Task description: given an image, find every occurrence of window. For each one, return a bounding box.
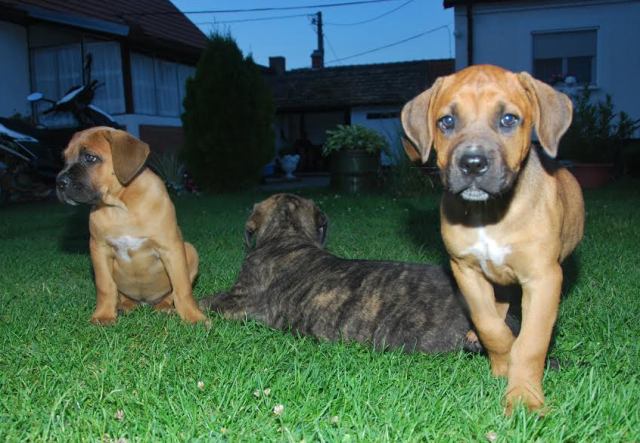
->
[366,112,399,120]
[533,30,597,86]
[85,41,126,115]
[131,53,195,117]
[30,40,125,127]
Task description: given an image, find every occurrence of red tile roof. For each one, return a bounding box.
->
[1,0,207,60]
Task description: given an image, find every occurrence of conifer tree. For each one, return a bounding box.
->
[182,33,275,191]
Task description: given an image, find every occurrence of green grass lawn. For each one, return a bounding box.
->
[1,180,639,442]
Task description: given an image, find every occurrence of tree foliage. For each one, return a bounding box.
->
[182,33,275,191]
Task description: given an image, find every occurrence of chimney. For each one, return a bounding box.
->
[311,49,324,69]
[269,56,286,75]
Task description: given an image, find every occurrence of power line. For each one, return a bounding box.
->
[195,13,310,26]
[324,34,341,65]
[325,24,449,64]
[122,0,402,17]
[324,0,414,26]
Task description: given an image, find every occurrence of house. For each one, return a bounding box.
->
[0,0,207,151]
[444,0,640,125]
[265,56,454,172]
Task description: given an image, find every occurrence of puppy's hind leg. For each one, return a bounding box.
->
[153,293,175,314]
[117,292,139,314]
[185,242,199,283]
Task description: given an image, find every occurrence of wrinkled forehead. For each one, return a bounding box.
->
[274,194,314,214]
[63,129,109,159]
[434,68,531,119]
[259,194,315,219]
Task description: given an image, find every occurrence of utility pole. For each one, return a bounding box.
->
[315,11,324,55]
[311,11,324,68]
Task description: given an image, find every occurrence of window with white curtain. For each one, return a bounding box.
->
[30,40,125,127]
[85,41,125,115]
[155,60,179,116]
[533,30,597,86]
[131,53,156,115]
[131,52,195,117]
[31,44,82,127]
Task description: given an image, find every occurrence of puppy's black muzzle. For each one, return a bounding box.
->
[56,174,71,192]
[56,166,100,205]
[445,142,515,202]
[458,152,489,176]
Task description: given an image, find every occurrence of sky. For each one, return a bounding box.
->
[171,0,454,70]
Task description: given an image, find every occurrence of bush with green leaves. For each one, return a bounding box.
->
[380,130,438,196]
[560,88,640,163]
[322,124,390,157]
[181,33,275,191]
[148,151,186,195]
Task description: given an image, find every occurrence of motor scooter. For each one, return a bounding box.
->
[0,54,121,204]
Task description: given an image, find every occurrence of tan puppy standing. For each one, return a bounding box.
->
[56,127,207,326]
[401,65,584,413]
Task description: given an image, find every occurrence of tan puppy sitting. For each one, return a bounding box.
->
[56,127,208,326]
[401,65,584,414]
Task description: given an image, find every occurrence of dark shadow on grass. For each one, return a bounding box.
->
[58,205,91,254]
[402,202,449,266]
[561,253,580,300]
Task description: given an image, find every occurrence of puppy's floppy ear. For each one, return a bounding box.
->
[517,71,573,158]
[106,129,150,185]
[243,225,255,250]
[401,77,443,164]
[244,203,264,249]
[315,209,329,246]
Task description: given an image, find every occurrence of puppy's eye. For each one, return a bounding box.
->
[437,115,455,132]
[83,153,99,163]
[500,113,520,128]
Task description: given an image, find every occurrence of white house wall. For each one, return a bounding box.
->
[0,21,30,117]
[351,106,403,165]
[453,0,640,121]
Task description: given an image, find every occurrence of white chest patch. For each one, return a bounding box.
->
[107,236,147,261]
[463,228,511,275]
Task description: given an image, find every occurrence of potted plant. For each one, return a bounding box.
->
[559,87,640,188]
[322,124,389,193]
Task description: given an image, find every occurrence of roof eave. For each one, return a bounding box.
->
[19,4,129,35]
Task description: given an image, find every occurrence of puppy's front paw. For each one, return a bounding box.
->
[489,353,509,377]
[504,383,546,416]
[90,313,117,325]
[180,308,211,327]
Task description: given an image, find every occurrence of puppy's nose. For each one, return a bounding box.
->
[459,153,489,176]
[56,174,71,191]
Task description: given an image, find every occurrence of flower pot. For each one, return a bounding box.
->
[330,149,379,193]
[279,154,300,180]
[568,163,613,189]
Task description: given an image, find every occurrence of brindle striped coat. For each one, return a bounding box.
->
[199,193,485,353]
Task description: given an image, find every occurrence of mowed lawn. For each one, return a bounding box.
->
[0,180,639,442]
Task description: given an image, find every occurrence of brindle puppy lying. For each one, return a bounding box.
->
[200,193,492,353]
